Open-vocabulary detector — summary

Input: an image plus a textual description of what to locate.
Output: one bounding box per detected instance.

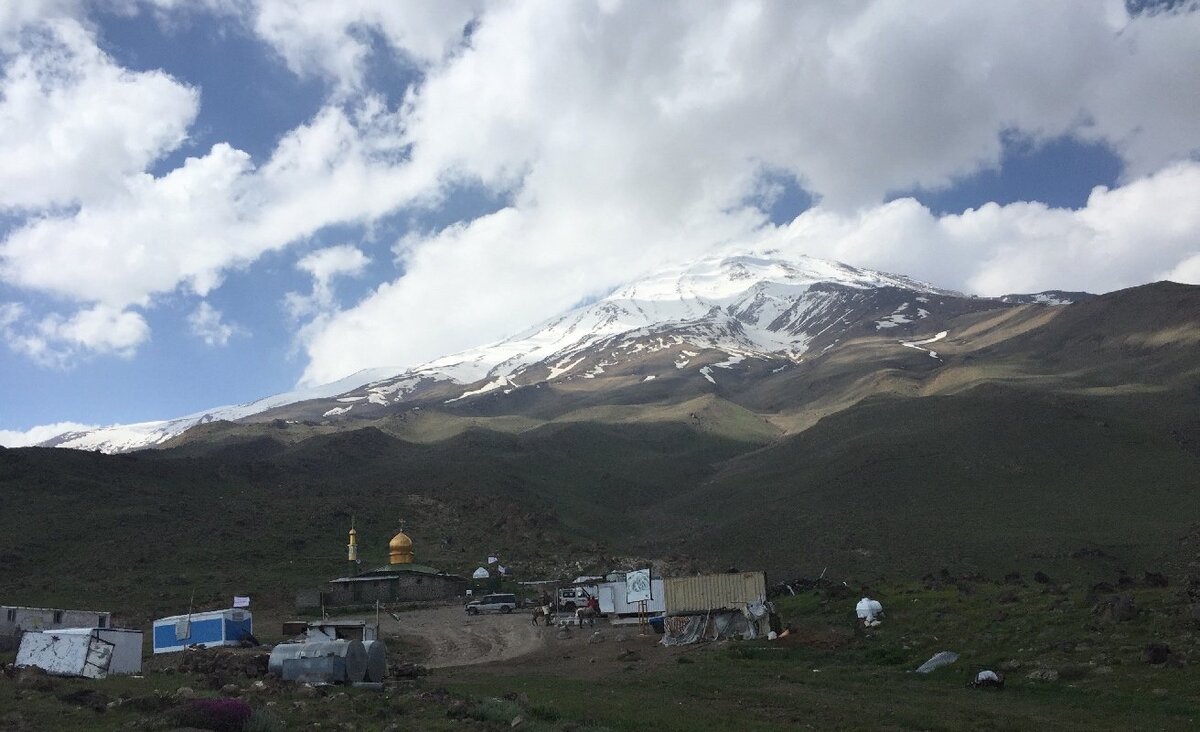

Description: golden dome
[388,530,414,564]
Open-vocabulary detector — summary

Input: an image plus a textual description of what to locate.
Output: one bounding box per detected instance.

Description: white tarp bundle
[472,567,490,579]
[856,597,884,626]
[16,632,114,678]
[915,650,959,673]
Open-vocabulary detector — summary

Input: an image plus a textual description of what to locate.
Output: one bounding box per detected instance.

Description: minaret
[347,521,359,576]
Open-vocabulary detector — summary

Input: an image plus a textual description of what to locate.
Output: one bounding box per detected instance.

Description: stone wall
[1,607,110,638]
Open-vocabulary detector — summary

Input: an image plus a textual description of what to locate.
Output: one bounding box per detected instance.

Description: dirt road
[360,605,549,669]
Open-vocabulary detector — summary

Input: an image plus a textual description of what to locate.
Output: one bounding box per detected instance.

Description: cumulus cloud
[0,16,197,209]
[188,301,244,346]
[2,0,1199,381]
[0,102,422,309]
[0,421,97,447]
[285,243,371,320]
[250,0,482,92]
[1,302,149,366]
[295,1,1200,383]
[1163,253,1200,284]
[759,160,1200,296]
[395,1,1200,210]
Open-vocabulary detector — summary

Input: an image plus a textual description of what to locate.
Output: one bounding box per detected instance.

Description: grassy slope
[0,421,763,621]
[2,282,1197,622]
[442,579,1200,731]
[643,384,1200,580]
[4,576,1199,731]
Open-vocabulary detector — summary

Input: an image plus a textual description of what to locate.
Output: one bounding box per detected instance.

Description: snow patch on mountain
[50,366,406,453]
[900,331,949,359]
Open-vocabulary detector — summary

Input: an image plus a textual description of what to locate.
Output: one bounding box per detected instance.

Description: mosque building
[296,521,467,609]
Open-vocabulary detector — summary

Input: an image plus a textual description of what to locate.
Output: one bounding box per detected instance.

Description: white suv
[465,593,517,615]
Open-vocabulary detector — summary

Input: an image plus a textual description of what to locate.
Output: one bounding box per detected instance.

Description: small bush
[1057,664,1091,681]
[164,698,252,732]
[864,646,909,666]
[530,703,561,721]
[468,698,522,724]
[242,708,284,732]
[725,646,760,661]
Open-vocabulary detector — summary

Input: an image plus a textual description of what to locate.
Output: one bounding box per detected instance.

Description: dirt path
[345,605,549,669]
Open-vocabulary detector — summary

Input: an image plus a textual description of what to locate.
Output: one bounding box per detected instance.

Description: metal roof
[329,564,465,583]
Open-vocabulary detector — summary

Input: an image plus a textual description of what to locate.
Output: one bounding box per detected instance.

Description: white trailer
[597,578,665,617]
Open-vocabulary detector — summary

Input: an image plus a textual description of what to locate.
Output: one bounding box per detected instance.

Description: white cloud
[396,1,1200,210]
[1,302,149,366]
[2,1,1199,380]
[0,421,97,447]
[0,103,422,309]
[295,1,1200,383]
[188,301,244,346]
[285,243,371,320]
[0,16,198,209]
[297,243,371,283]
[250,0,482,92]
[1163,253,1200,284]
[758,160,1200,296]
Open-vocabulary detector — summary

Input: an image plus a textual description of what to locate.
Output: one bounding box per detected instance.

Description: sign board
[233,596,250,608]
[626,568,652,603]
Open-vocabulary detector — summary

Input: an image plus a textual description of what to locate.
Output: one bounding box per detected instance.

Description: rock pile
[174,648,270,688]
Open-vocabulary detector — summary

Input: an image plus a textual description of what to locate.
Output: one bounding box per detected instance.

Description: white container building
[16,627,143,677]
[152,609,253,654]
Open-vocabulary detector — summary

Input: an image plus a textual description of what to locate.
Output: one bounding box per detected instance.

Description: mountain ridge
[45,251,1074,453]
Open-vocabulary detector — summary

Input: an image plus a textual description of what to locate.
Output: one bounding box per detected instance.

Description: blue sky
[0,2,1197,443]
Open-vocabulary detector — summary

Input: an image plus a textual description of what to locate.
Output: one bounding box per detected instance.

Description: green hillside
[643,384,1200,579]
[1,283,1198,622]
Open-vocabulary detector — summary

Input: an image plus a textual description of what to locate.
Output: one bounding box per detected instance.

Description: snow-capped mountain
[48,252,1014,453]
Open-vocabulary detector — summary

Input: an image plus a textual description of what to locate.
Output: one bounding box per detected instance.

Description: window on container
[6,609,14,622]
[98,615,107,628]
[53,611,63,624]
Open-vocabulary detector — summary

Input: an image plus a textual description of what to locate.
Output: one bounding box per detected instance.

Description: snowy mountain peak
[45,252,974,453]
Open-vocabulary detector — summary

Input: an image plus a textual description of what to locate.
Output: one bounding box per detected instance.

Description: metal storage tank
[362,640,387,682]
[663,572,767,613]
[268,639,367,683]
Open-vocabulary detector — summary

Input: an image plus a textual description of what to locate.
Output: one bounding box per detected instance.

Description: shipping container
[663,572,767,614]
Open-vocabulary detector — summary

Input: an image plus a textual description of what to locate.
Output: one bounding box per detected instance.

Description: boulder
[1093,594,1137,622]
[1144,572,1169,588]
[1143,643,1172,665]
[56,688,110,713]
[1026,668,1059,682]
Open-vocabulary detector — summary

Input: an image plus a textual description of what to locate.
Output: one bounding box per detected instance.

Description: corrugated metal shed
[664,572,767,614]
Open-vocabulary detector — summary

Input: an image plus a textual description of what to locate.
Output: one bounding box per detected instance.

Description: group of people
[533,590,601,626]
